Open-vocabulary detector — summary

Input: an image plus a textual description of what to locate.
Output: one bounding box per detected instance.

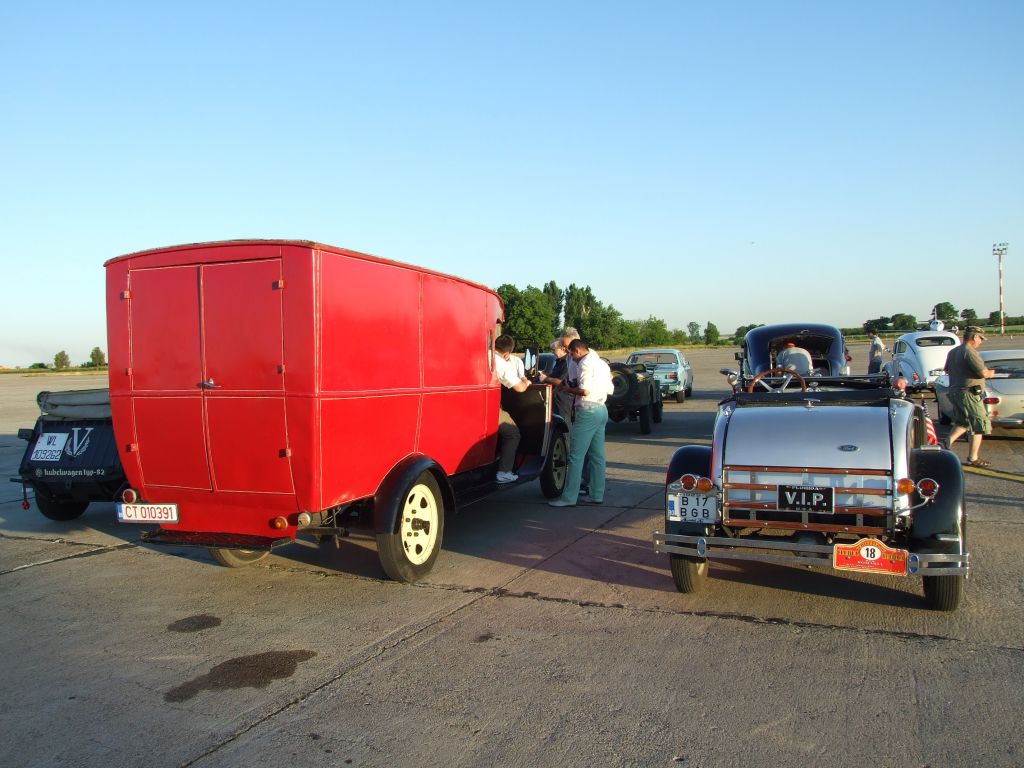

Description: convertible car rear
[654,323,969,611]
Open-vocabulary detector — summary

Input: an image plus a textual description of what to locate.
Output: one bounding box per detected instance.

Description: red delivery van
[105,240,568,581]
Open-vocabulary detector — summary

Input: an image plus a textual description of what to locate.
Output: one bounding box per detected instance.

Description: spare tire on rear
[608,363,637,405]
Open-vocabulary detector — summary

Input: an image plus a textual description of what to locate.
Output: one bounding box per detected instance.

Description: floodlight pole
[994,242,1008,335]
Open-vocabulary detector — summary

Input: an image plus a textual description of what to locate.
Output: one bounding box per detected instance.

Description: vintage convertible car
[882,329,961,387]
[935,349,1024,431]
[654,323,969,611]
[734,323,850,379]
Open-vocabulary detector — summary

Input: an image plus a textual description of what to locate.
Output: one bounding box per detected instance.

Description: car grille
[722,464,893,535]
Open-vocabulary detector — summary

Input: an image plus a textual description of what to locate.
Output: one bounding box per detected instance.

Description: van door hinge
[120,290,131,300]
[278,364,286,374]
[273,279,286,290]
[279,448,292,458]
[126,443,138,453]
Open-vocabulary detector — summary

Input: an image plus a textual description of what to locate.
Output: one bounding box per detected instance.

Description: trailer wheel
[670,554,708,593]
[376,471,444,583]
[540,429,568,498]
[34,490,88,522]
[652,398,663,424]
[209,548,270,568]
[639,403,653,434]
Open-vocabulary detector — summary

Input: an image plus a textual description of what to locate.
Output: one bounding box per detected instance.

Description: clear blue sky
[2,1,1021,367]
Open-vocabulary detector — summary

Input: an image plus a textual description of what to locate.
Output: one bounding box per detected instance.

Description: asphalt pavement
[1,346,1022,768]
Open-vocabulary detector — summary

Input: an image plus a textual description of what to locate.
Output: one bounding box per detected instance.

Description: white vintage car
[654,323,970,611]
[883,329,961,387]
[935,349,1024,432]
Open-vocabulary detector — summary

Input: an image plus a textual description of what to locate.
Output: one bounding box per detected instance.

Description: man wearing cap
[943,327,996,467]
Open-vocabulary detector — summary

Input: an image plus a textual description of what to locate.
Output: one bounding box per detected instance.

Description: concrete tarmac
[1,346,1022,768]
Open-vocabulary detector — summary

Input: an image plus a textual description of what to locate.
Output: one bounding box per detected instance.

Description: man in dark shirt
[943,327,996,467]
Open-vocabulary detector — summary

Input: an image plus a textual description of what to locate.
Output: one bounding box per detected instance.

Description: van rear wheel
[209,548,270,567]
[376,471,444,583]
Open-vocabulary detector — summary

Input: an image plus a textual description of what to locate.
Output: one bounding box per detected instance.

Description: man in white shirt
[776,340,813,376]
[549,339,614,507]
[493,334,530,483]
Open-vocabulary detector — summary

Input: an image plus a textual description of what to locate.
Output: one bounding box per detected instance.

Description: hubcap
[400,482,439,566]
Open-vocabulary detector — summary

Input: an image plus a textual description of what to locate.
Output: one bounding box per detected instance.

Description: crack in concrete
[0,537,137,575]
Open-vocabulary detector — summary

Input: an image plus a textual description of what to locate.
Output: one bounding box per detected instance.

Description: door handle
[198,379,220,389]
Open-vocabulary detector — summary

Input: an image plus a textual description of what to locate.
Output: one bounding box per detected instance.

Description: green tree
[29,362,48,369]
[54,350,71,369]
[671,328,688,344]
[89,346,107,367]
[686,321,702,344]
[617,319,642,348]
[542,281,563,334]
[863,317,891,332]
[563,284,596,333]
[734,323,761,339]
[704,322,720,345]
[638,316,672,346]
[959,308,977,324]
[933,302,957,321]
[497,284,557,347]
[889,313,918,330]
[987,310,1005,326]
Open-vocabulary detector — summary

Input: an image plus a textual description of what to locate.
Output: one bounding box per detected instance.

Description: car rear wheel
[670,554,708,593]
[685,383,693,398]
[209,548,270,567]
[675,390,686,403]
[923,573,963,611]
[34,490,88,521]
[376,471,444,583]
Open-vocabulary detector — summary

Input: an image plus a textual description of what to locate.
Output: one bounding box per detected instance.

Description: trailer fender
[373,455,454,535]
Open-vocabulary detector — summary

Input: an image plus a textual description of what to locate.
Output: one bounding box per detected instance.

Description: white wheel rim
[400,482,439,566]
[552,436,568,487]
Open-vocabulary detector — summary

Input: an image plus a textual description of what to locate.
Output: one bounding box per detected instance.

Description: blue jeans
[559,405,607,503]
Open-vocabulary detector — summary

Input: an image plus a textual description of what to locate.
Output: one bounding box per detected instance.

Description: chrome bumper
[653,532,970,576]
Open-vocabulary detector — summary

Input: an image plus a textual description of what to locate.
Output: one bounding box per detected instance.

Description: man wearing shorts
[943,327,996,467]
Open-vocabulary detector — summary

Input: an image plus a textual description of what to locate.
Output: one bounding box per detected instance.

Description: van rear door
[128,258,293,494]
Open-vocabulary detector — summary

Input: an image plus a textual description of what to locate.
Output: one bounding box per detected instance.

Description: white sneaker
[496,471,518,483]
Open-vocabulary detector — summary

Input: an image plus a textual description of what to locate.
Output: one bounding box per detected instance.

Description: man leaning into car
[943,326,996,468]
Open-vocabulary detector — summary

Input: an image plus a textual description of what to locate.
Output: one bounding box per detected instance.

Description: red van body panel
[105,240,503,539]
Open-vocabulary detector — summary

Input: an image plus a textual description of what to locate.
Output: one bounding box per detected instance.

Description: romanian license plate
[117,503,179,523]
[777,484,834,513]
[833,537,908,576]
[667,493,716,523]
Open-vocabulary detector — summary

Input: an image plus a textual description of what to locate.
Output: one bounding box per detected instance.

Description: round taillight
[696,477,714,493]
[270,516,289,530]
[896,478,916,495]
[680,474,697,491]
[121,488,138,503]
[917,478,939,498]
[894,377,908,391]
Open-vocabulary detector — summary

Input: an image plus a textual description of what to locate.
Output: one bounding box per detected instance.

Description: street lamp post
[994,242,1008,335]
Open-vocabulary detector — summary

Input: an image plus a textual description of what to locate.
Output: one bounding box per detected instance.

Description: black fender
[665,445,714,537]
[373,455,454,535]
[908,448,965,541]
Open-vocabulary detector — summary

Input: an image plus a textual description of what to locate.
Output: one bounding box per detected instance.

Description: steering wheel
[747,367,808,393]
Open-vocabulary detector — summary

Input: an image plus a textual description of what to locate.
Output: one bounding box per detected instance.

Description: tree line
[497,283,1021,350]
[27,347,107,370]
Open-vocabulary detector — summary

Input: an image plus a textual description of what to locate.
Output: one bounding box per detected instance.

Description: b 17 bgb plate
[117,503,178,523]
[833,537,908,576]
[777,484,834,513]
[667,493,716,523]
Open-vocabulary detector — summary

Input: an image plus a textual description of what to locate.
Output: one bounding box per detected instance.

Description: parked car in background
[625,349,693,402]
[935,349,1024,432]
[883,330,961,388]
[732,323,851,384]
[656,322,969,611]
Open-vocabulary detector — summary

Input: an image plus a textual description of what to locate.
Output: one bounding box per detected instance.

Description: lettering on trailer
[64,427,94,458]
